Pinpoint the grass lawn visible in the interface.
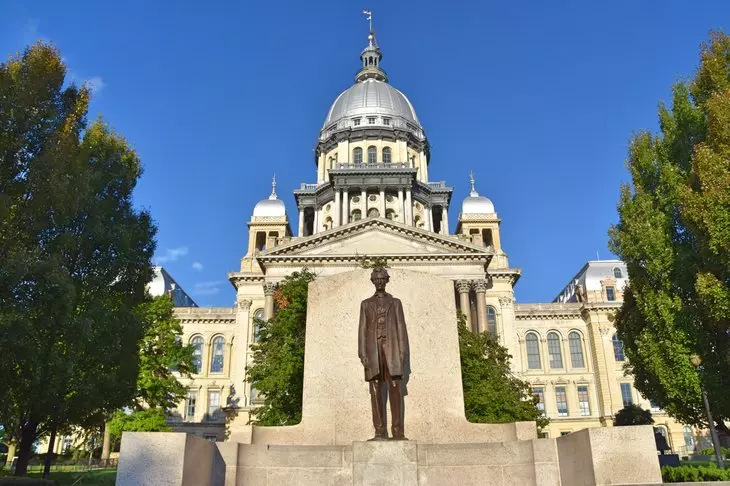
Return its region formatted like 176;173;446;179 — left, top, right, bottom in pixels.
0;469;116;485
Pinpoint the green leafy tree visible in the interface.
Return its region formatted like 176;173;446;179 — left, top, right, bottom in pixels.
247;270;316;426
613;404;654;426
458;313;548;429
609;31;730;434
0;43;156;476
108;409;171;444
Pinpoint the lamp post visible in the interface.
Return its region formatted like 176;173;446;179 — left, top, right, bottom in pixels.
690;354;725;468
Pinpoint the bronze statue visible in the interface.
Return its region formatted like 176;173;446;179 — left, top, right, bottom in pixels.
358;268;409;440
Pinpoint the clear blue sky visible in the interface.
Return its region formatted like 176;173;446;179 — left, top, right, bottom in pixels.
1;1;727;306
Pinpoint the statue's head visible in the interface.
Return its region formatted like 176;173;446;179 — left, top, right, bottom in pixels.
370;267;390;292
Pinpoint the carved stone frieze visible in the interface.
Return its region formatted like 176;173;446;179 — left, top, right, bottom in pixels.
472;279;489;293
263;282;277;296
237;298;252;311
599;325;612;336
455;279;472;293
498;296;514;308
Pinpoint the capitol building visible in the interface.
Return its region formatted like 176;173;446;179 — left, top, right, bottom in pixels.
168;25;696;452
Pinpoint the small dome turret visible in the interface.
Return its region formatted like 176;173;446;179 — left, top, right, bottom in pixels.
461;172;495;215
253;175;286;218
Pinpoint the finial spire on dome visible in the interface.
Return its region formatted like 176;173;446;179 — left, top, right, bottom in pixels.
269;174;278;200
355;9;388;83
469;171;478;196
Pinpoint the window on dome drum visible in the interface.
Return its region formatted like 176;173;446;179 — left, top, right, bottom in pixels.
613;267;623;279
353;147;363;165
532;387;545;416
547;332;563;369
487;306;497;335
606;286;616;301
208;390;221;416
525;333;541;369
555;387;568;417
191;336;203;374
186;391;197;419
253;310;264;343
385;209;395;220
568;331;585;368
368;117;376;125
210;336;225;373
577;386;590;416
367;146;377;164
351;209;362;222
612;334;625;361
353;118;361;126
620;383;633;407
382;147;392;164
383;117;391;126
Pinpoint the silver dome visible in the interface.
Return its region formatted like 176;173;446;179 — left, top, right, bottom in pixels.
253;198;286;218
462;195;495;215
322;78;420;130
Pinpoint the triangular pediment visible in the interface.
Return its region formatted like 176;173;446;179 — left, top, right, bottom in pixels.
260;218;490;259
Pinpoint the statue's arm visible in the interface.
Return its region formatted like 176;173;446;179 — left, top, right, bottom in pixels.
358;301;367;365
395;299;408;363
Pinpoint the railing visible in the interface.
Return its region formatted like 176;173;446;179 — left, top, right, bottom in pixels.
428;181;447;189
515;303;582;312
334;162;411;170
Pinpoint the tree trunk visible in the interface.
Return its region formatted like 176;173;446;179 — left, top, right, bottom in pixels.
42;426;57;478
5;443;15;470
101;421;111;464
13;419;38;477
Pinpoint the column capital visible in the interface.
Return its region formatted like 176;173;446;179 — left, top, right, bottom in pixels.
498;296;513;308
473;279;489;293
455;280;472;293
237;297;252;311
263;282;277;296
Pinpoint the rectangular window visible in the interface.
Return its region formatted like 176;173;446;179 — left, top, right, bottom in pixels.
367;117;376;125
577;385;591;416
620;383;633;407
650;400;661;412
555;386;568;417
208;390;221;416
186;391;197;419
353;118;361;126
203;435;217;442
606;286;616;301
532;387;545;416
383;117;391;126
560;431;571;436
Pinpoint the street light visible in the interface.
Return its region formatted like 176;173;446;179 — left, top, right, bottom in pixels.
690;354;725;468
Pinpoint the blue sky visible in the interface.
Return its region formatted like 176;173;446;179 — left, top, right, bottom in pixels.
1;1;727;306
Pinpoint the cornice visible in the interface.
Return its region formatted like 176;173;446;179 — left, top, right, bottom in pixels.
174;307;236;325
515;302;583;320
258;253;491;266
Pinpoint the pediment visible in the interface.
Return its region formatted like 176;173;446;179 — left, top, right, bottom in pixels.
261;218;490;259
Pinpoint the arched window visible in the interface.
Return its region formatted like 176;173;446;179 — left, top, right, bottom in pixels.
613;267;623;279
568;331;585;368
253;309;264;343
210;336;225;373
368;208;380;218
547;332;563;369
353;147;363;165
612;334;625;361
367;146;377;164
486;306;497;335
191;336;203;374
526;333;541;369
382;147;392;164
351;209;362;222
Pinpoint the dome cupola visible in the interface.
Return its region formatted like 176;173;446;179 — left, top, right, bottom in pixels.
461;172;495;215
253;175;286;218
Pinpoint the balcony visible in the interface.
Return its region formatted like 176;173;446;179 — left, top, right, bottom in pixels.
334;162;412;170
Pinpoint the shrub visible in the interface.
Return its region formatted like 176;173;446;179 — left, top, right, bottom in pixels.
662;464;730;482
699;447;730;458
0;479;57;486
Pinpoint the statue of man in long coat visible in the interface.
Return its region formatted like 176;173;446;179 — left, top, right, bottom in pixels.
358;267;409;440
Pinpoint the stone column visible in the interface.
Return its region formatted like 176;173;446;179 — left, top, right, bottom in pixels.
313;206;319;234
263;282;277;320
343;188;349;224
379;187;385;218
334;189;341;228
397;188;404;223
298;209;304;237
455;280;472;331
424;206;432;231
405;188;413;225
473;279;489;333
441;206;449;235
361;188;367;217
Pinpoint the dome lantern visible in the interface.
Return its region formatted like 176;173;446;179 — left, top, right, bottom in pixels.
253;175;286;218
461;172;495;215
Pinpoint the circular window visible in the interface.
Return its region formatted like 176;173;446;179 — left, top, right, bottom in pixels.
369;195;377;202
352;196;360;203
415;202;421;210
325;204;331;211
386;195;394;203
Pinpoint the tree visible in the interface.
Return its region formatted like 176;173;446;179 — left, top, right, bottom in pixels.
614;405;654;426
458;313;549;429
107;409;170;447
246;270;315;426
609;31;730;434
0;43;156;476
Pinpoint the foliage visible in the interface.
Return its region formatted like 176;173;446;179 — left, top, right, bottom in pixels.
458;313;549;429
107;409;170;442
0;42;156;475
662;464;730;482
0;479;57;485
613;405;654;426
359;256;390;269
133;295;194;410
247;270;316;425
699;447;730;458
609;31;730;433
0;470;115;486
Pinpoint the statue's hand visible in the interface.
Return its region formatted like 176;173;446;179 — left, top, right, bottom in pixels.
360;356;368;368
